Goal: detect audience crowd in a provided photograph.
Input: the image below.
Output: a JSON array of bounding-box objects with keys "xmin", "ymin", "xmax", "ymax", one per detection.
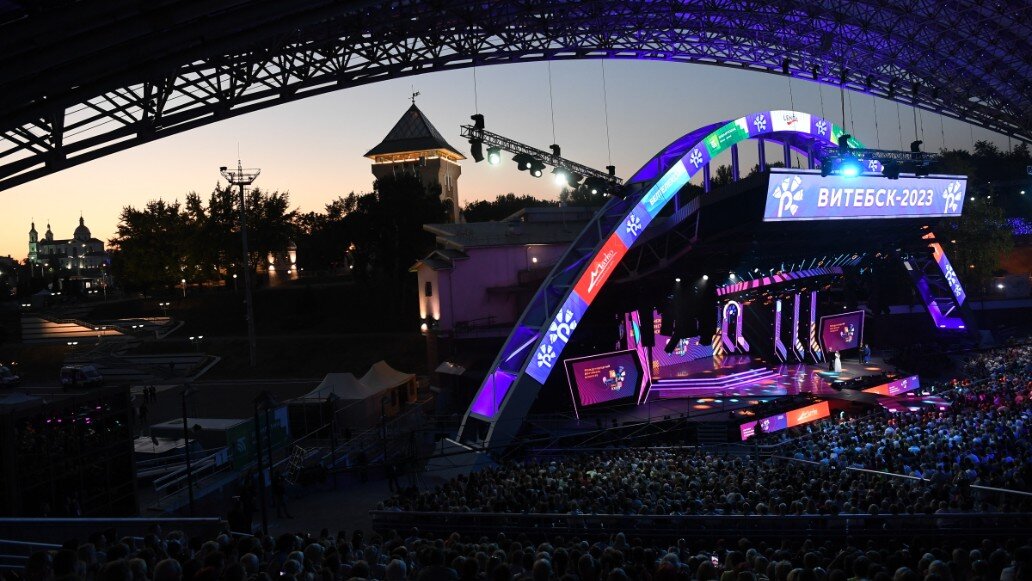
[
  {"xmin": 17, "ymin": 525, "xmax": 1032, "ymax": 581},
  {"xmin": 382, "ymin": 344, "xmax": 1031, "ymax": 517},
  {"xmin": 15, "ymin": 343, "xmax": 1032, "ymax": 580}
]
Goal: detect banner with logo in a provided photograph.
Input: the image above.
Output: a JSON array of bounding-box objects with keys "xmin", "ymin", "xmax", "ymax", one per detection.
[
  {"xmin": 862, "ymin": 375, "xmax": 921, "ymax": 397},
  {"xmin": 930, "ymin": 241, "xmax": 967, "ymax": 305},
  {"xmin": 564, "ymin": 350, "xmax": 643, "ymax": 414},
  {"xmin": 820, "ymin": 310, "xmax": 864, "ymax": 353},
  {"xmin": 763, "ymin": 169, "xmax": 967, "ymax": 222},
  {"xmin": 739, "ymin": 401, "xmax": 830, "ymax": 440}
]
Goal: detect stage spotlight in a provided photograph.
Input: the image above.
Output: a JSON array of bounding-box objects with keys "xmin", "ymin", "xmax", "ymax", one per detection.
[
  {"xmin": 567, "ymin": 171, "xmax": 583, "ymax": 187},
  {"xmin": 471, "ymin": 114, "xmax": 485, "ymax": 130},
  {"xmin": 881, "ymin": 160, "xmax": 901, "ymax": 180},
  {"xmin": 820, "ymin": 158, "xmax": 834, "ymax": 177},
  {"xmin": 838, "ymin": 156, "xmax": 863, "ymax": 177},
  {"xmin": 487, "ymin": 146, "xmax": 502, "ymax": 165},
  {"xmin": 584, "ymin": 176, "xmax": 606, "ymax": 195},
  {"xmin": 469, "ymin": 139, "xmax": 484, "ymax": 162},
  {"xmin": 702, "ymin": 274, "xmax": 709, "ymax": 281},
  {"xmin": 552, "ymin": 167, "xmax": 568, "ymax": 185},
  {"xmin": 512, "ymin": 153, "xmax": 533, "ymax": 171},
  {"xmin": 675, "ymin": 277, "xmax": 682, "ymax": 283},
  {"xmin": 529, "ymin": 159, "xmax": 546, "ymax": 177}
]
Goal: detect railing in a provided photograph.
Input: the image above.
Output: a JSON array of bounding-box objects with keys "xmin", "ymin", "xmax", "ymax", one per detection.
[
  {"xmin": 371, "ymin": 510, "xmax": 1032, "ymax": 541},
  {"xmin": 0, "ymin": 518, "xmax": 223, "ymax": 548},
  {"xmin": 153, "ymin": 449, "xmax": 233, "ymax": 507},
  {"xmin": 770, "ymin": 455, "xmax": 1032, "ymax": 501}
]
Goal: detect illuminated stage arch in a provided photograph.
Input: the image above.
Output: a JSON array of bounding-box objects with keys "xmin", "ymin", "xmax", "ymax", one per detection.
[{"xmin": 457, "ymin": 110, "xmax": 867, "ymax": 452}]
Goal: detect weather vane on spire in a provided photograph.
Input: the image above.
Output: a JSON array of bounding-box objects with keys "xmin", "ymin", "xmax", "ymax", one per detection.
[{"xmin": 410, "ymin": 87, "xmax": 420, "ymax": 105}]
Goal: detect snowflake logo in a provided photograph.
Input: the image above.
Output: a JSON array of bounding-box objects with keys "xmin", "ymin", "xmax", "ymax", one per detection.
[
  {"xmin": 625, "ymin": 214, "xmax": 643, "ymax": 237},
  {"xmin": 867, "ymin": 160, "xmax": 880, "ymax": 172},
  {"xmin": 688, "ymin": 149, "xmax": 704, "ymax": 168},
  {"xmin": 753, "ymin": 114, "xmax": 768, "ymax": 132},
  {"xmin": 943, "ymin": 181, "xmax": 962, "ymax": 213},
  {"xmin": 772, "ymin": 175, "xmax": 804, "ymax": 218},
  {"xmin": 815, "ymin": 120, "xmax": 828, "ymax": 136},
  {"xmin": 548, "ymin": 308, "xmax": 578, "ymax": 344},
  {"xmin": 536, "ymin": 344, "xmax": 557, "ymax": 368}
]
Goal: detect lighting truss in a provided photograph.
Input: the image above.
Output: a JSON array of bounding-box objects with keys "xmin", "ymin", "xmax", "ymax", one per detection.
[
  {"xmin": 460, "ymin": 124, "xmax": 623, "ymax": 190},
  {"xmin": 813, "ymin": 143, "xmax": 941, "ymax": 165}
]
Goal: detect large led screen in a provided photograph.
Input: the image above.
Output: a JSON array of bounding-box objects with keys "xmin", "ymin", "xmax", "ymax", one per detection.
[
  {"xmin": 763, "ymin": 169, "xmax": 967, "ymax": 222},
  {"xmin": 564, "ymin": 350, "xmax": 643, "ymax": 414},
  {"xmin": 820, "ymin": 311, "xmax": 865, "ymax": 354}
]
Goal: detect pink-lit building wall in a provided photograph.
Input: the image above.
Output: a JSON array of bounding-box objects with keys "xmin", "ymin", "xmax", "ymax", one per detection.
[{"xmin": 416, "ymin": 243, "xmax": 568, "ymax": 333}]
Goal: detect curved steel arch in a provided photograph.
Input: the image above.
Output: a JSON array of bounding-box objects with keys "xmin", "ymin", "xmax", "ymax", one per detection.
[
  {"xmin": 0, "ymin": 0, "xmax": 1029, "ymax": 190},
  {"xmin": 457, "ymin": 109, "xmax": 863, "ymax": 451}
]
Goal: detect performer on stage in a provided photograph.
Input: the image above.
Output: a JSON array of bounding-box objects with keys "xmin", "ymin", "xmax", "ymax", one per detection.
[
  {"xmin": 861, "ymin": 343, "xmax": 871, "ymax": 365},
  {"xmin": 833, "ymin": 351, "xmax": 842, "ymax": 373}
]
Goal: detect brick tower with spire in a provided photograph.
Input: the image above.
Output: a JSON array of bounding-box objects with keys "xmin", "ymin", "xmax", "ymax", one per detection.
[{"xmin": 365, "ymin": 100, "xmax": 464, "ymax": 222}]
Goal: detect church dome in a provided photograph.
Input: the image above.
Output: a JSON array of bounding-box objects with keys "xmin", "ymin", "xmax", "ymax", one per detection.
[{"xmin": 74, "ymin": 216, "xmax": 91, "ymax": 241}]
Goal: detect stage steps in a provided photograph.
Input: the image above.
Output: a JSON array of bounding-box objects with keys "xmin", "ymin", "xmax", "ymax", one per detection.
[{"xmin": 650, "ymin": 367, "xmax": 777, "ymax": 397}]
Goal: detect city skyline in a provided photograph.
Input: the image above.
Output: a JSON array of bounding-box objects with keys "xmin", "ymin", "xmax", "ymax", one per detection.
[{"xmin": 0, "ymin": 59, "xmax": 1013, "ymax": 261}]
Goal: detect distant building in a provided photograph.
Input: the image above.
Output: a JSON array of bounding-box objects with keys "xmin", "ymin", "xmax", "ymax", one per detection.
[
  {"xmin": 29, "ymin": 217, "xmax": 111, "ymax": 292},
  {"xmin": 365, "ymin": 103, "xmax": 464, "ymax": 222},
  {"xmin": 31, "ymin": 217, "xmax": 109, "ymax": 272}
]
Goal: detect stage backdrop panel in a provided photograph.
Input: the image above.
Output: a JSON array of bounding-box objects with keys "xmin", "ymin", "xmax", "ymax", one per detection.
[
  {"xmin": 564, "ymin": 350, "xmax": 643, "ymax": 414},
  {"xmin": 820, "ymin": 310, "xmax": 865, "ymax": 353}
]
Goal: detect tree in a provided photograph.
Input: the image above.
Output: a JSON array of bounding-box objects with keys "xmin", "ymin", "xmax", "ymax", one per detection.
[
  {"xmin": 936, "ymin": 200, "xmax": 1013, "ymax": 291},
  {"xmin": 109, "ymin": 186, "xmax": 296, "ymax": 291},
  {"xmin": 558, "ymin": 185, "xmax": 607, "ymax": 207},
  {"xmin": 711, "ymin": 164, "xmax": 734, "ymax": 188},
  {"xmin": 463, "ymin": 193, "xmax": 560, "ymax": 222},
  {"xmin": 109, "ymin": 200, "xmax": 189, "ymax": 292}
]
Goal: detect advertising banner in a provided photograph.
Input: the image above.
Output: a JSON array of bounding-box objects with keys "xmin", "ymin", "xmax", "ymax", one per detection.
[
  {"xmin": 862, "ymin": 375, "xmax": 921, "ymax": 397},
  {"xmin": 786, "ymin": 401, "xmax": 831, "ymax": 427},
  {"xmin": 227, "ymin": 405, "xmax": 290, "ymax": 469},
  {"xmin": 564, "ymin": 350, "xmax": 643, "ymax": 412},
  {"xmin": 820, "ymin": 310, "xmax": 864, "ymax": 353},
  {"xmin": 739, "ymin": 401, "xmax": 830, "ymax": 441},
  {"xmin": 930, "ymin": 242, "xmax": 967, "ymax": 305},
  {"xmin": 763, "ymin": 169, "xmax": 967, "ymax": 222}
]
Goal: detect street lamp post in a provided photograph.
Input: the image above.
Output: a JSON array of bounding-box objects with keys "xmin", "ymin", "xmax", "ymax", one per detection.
[
  {"xmin": 220, "ymin": 161, "xmax": 261, "ymax": 368},
  {"xmin": 252, "ymin": 403, "xmax": 269, "ymax": 535},
  {"xmin": 181, "ymin": 384, "xmax": 198, "ymax": 515}
]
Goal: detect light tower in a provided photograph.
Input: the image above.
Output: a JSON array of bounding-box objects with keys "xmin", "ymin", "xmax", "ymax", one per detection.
[{"xmin": 220, "ymin": 160, "xmax": 261, "ymax": 368}]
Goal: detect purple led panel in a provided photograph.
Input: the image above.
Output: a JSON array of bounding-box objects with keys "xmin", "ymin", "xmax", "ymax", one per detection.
[{"xmin": 764, "ymin": 170, "xmax": 967, "ymax": 222}]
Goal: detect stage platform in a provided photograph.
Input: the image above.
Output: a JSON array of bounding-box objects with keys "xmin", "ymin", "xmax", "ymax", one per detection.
[
  {"xmin": 556, "ymin": 355, "xmax": 899, "ymax": 427},
  {"xmin": 647, "ymin": 354, "xmax": 891, "ymax": 400}
]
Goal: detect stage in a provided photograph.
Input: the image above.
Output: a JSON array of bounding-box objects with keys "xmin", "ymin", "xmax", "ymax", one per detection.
[
  {"xmin": 550, "ymin": 353, "xmax": 931, "ymax": 432},
  {"xmin": 647, "ymin": 354, "xmax": 892, "ymax": 400}
]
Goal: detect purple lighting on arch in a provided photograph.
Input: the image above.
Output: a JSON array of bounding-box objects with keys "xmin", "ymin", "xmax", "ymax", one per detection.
[{"xmin": 470, "ymin": 370, "xmax": 516, "ymax": 418}]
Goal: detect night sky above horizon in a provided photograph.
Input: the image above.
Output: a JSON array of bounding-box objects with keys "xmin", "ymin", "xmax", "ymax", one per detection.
[{"xmin": 0, "ymin": 59, "xmax": 1012, "ymax": 261}]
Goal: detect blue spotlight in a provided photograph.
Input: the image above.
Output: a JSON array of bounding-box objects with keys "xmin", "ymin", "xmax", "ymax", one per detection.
[{"xmin": 838, "ymin": 156, "xmax": 863, "ymax": 177}]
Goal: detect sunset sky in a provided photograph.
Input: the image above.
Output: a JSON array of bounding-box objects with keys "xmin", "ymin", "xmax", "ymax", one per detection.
[{"xmin": 0, "ymin": 59, "xmax": 1009, "ymax": 260}]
